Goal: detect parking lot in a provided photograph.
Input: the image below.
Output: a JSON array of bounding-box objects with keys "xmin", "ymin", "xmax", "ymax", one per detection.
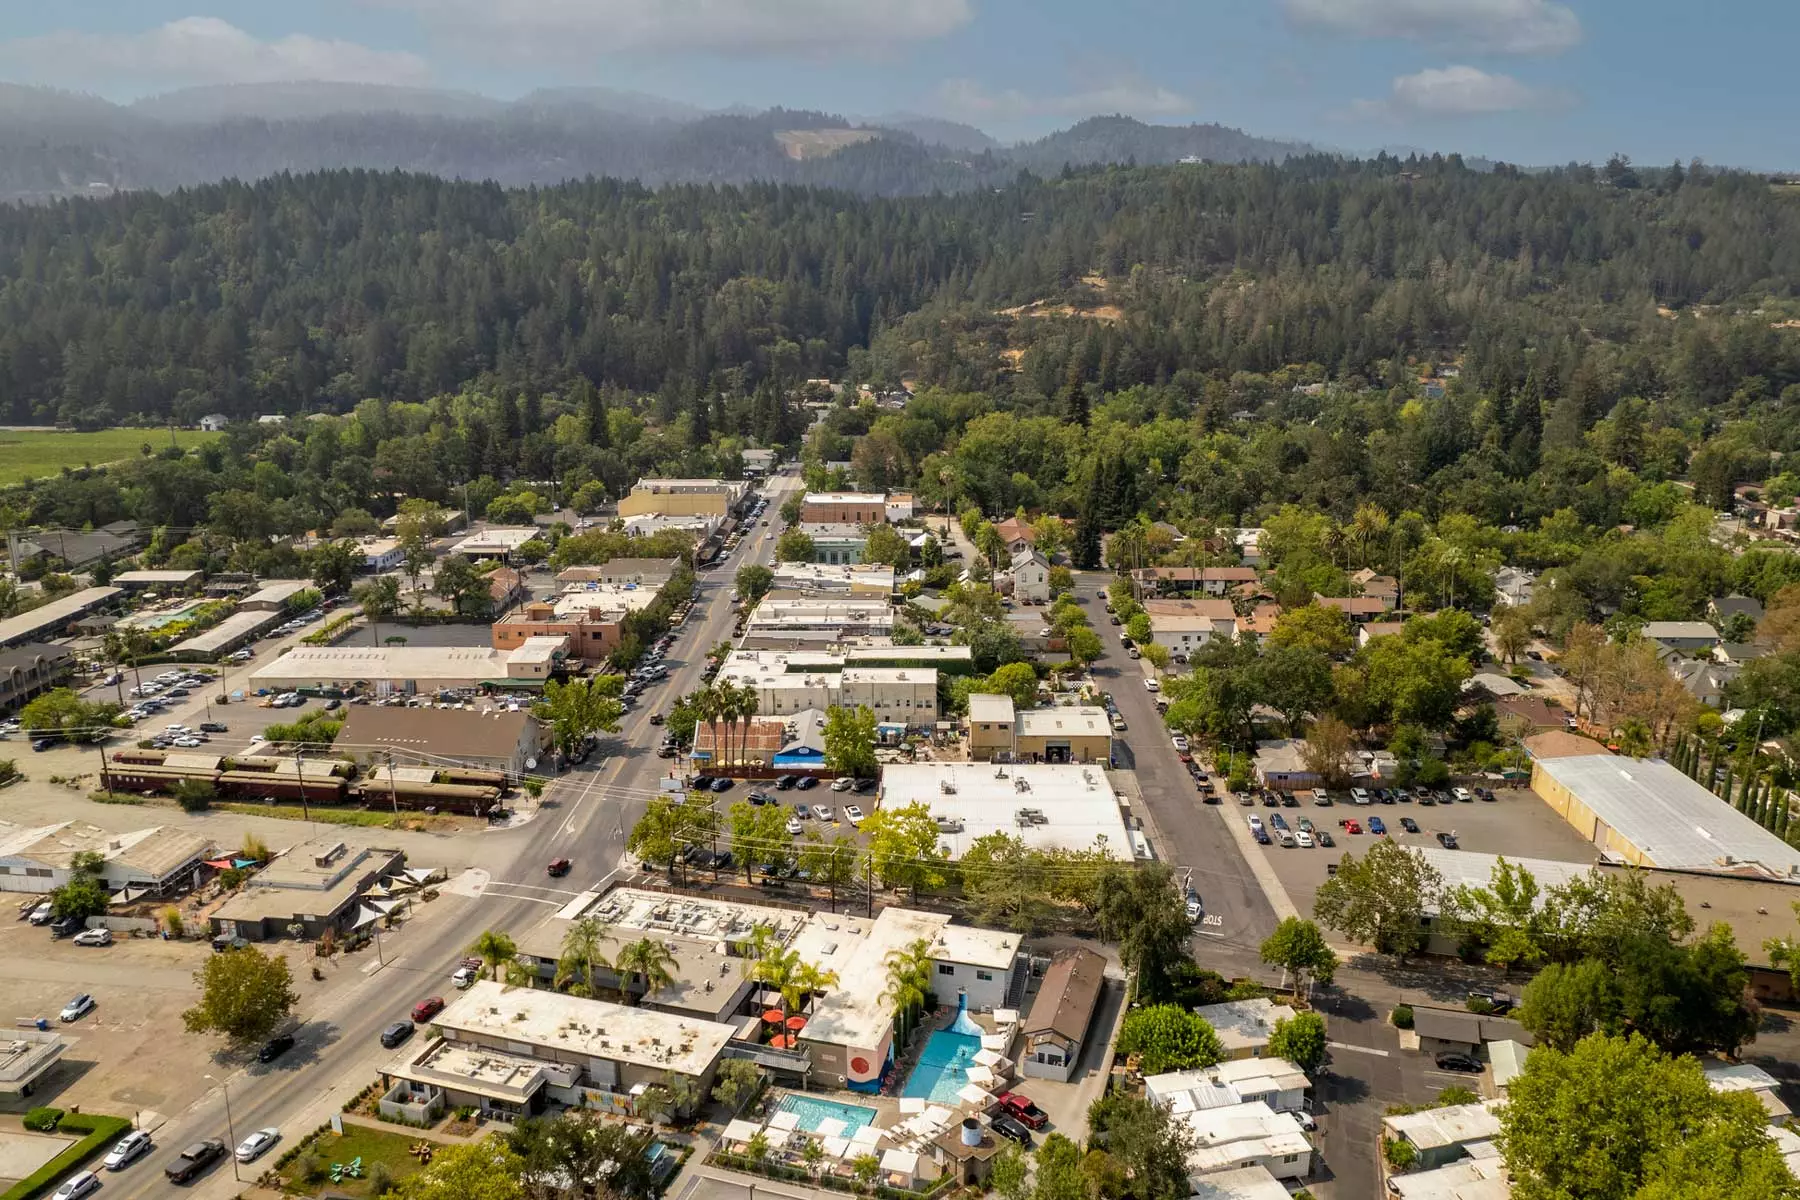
[{"xmin": 1241, "ymin": 784, "xmax": 1600, "ymax": 917}]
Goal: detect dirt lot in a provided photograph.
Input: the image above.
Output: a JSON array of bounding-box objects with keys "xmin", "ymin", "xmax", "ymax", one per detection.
[
  {"xmin": 1253, "ymin": 786, "xmax": 1600, "ymax": 917},
  {"xmin": 0, "ymin": 917, "xmax": 371, "ymax": 1124}
]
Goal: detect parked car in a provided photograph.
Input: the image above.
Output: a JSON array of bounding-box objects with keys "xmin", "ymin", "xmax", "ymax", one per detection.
[
  {"xmin": 1435, "ymin": 1053, "xmax": 1482, "ymax": 1073},
  {"xmin": 59, "ymin": 994, "xmax": 95, "ymax": 1022},
  {"xmin": 1351, "ymin": 788, "xmax": 1371, "ymax": 805},
  {"xmin": 844, "ymin": 805, "xmax": 865, "ymax": 825},
  {"xmin": 1317, "ymin": 830, "xmax": 1335, "ymax": 847},
  {"xmin": 1295, "ymin": 830, "xmax": 1314, "ymax": 847},
  {"xmin": 1246, "ymin": 814, "xmax": 1263, "ymax": 832},
  {"xmin": 103, "ymin": 1130, "xmax": 153, "ymax": 1171},
  {"xmin": 256, "ymin": 1033, "xmax": 295, "ymax": 1063},
  {"xmin": 1436, "ymin": 831, "xmax": 1460, "ymax": 849},
  {"xmin": 451, "ymin": 965, "xmax": 478, "ymax": 990},
  {"xmin": 380, "ymin": 1021, "xmax": 414, "ymax": 1048},
  {"xmin": 411, "ymin": 996, "xmax": 445, "ymax": 1023},
  {"xmin": 1269, "ymin": 813, "xmax": 1288, "ymax": 831},
  {"xmin": 1143, "ymin": 678, "xmax": 1159, "ymax": 692},
  {"xmin": 831, "ymin": 777, "xmax": 855, "ymax": 791},
  {"xmin": 1453, "ymin": 787, "xmax": 1474, "ymax": 802},
  {"xmin": 1342, "ymin": 819, "xmax": 1362, "ymax": 835},
  {"xmin": 996, "ymin": 1092, "xmax": 1049, "ymax": 1129},
  {"xmin": 199, "ymin": 722, "xmax": 228, "ymax": 733},
  {"xmin": 72, "ymin": 927, "xmax": 112, "ymax": 947},
  {"xmin": 27, "ymin": 901, "xmax": 53, "ymax": 925},
  {"xmin": 794, "ymin": 775, "xmax": 819, "ymax": 790},
  {"xmin": 52, "ymin": 1171, "xmax": 100, "ymax": 1200},
  {"xmin": 785, "ymin": 818, "xmax": 803, "ymax": 835},
  {"xmin": 813, "ymin": 805, "xmax": 835, "ymax": 822},
  {"xmin": 547, "ymin": 857, "xmax": 572, "ymax": 877},
  {"xmin": 1399, "ymin": 817, "xmax": 1420, "ymax": 833},
  {"xmin": 1369, "ymin": 816, "xmax": 1386, "ymax": 835},
  {"xmin": 235, "ymin": 1128, "xmax": 281, "ymax": 1163},
  {"xmin": 775, "ymin": 775, "xmax": 798, "ymax": 790},
  {"xmin": 991, "ymin": 1115, "xmax": 1034, "ymax": 1147},
  {"xmin": 164, "ymin": 1139, "xmax": 227, "ymax": 1184},
  {"xmin": 708, "ymin": 777, "xmax": 734, "ymax": 793},
  {"xmin": 748, "ymin": 790, "xmax": 773, "ymax": 806}
]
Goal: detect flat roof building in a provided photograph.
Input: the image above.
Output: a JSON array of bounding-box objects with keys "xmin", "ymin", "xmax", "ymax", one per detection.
[
  {"xmin": 744, "ymin": 596, "xmax": 894, "ymax": 643},
  {"xmin": 166, "ymin": 607, "xmax": 286, "ymax": 661},
  {"xmin": 0, "ymin": 587, "xmax": 123, "ymax": 648},
  {"xmin": 1187, "ymin": 1165, "xmax": 1293, "ymax": 1200},
  {"xmin": 878, "ymin": 762, "xmax": 1134, "ymax": 861},
  {"xmin": 1194, "ymin": 999, "xmax": 1300, "ymax": 1060},
  {"xmin": 450, "ymin": 527, "xmax": 541, "ymax": 558},
  {"xmin": 250, "ymin": 643, "xmax": 562, "ymax": 692},
  {"xmin": 1387, "ymin": 1156, "xmax": 1511, "ymax": 1200},
  {"xmin": 241, "ymin": 579, "xmax": 313, "ymax": 611},
  {"xmin": 801, "ymin": 493, "xmax": 890, "ymax": 525},
  {"xmin": 1532, "ymin": 752, "xmax": 1800, "ymax": 877},
  {"xmin": 1175, "ymin": 1101, "xmax": 1313, "ymax": 1181},
  {"xmin": 1146, "ymin": 1059, "xmax": 1311, "ymax": 1118},
  {"xmin": 211, "ymin": 838, "xmax": 405, "ymax": 942},
  {"xmin": 617, "ymin": 478, "xmax": 747, "ymax": 519},
  {"xmin": 715, "ymin": 649, "xmax": 938, "ymax": 727},
  {"xmin": 113, "ymin": 569, "xmax": 204, "ymax": 591},
  {"xmin": 771, "ymin": 562, "xmax": 896, "ymax": 595},
  {"xmin": 555, "ymin": 558, "xmax": 684, "ymax": 588},
  {"xmin": 0, "ymin": 1028, "xmax": 71, "ymax": 1100},
  {"xmin": 0, "ymin": 820, "xmax": 211, "ymax": 898},
  {"xmin": 1382, "ymin": 1101, "xmax": 1504, "ymax": 1172}
]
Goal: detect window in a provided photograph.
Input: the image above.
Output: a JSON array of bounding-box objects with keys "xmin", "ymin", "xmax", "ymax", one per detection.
[
  {"xmin": 976, "ymin": 970, "xmax": 993, "ymax": 981},
  {"xmin": 937, "ymin": 964, "xmax": 954, "ymax": 976},
  {"xmin": 1282, "ymin": 1155, "xmax": 1299, "ymax": 1164}
]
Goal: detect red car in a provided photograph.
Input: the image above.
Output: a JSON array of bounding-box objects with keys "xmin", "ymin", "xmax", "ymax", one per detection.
[
  {"xmin": 411, "ymin": 996, "xmax": 445, "ymax": 1023},
  {"xmin": 995, "ymin": 1092, "xmax": 1049, "ymax": 1129},
  {"xmin": 1343, "ymin": 819, "xmax": 1363, "ymax": 835},
  {"xmin": 547, "ymin": 858, "xmax": 572, "ymax": 877}
]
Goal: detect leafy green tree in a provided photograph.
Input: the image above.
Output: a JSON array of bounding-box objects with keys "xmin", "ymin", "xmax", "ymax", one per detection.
[
  {"xmin": 775, "ymin": 529, "xmax": 816, "ymax": 562},
  {"xmin": 1125, "ymin": 612, "xmax": 1152, "ymax": 644},
  {"xmin": 1259, "ymin": 917, "xmax": 1339, "ymax": 996},
  {"xmin": 710, "ymin": 1059, "xmax": 764, "ymax": 1112},
  {"xmin": 861, "ymin": 801, "xmax": 949, "ymax": 896},
  {"xmin": 957, "ymin": 833, "xmax": 1054, "ymax": 933},
  {"xmin": 1116, "ymin": 1005, "xmax": 1225, "ymax": 1074},
  {"xmin": 1313, "ymin": 838, "xmax": 1442, "ymax": 958},
  {"xmin": 49, "ymin": 851, "xmax": 110, "ymax": 920},
  {"xmin": 728, "ymin": 800, "xmax": 794, "ymax": 881},
  {"xmin": 1267, "ymin": 1011, "xmax": 1328, "ymax": 1073},
  {"xmin": 393, "ymin": 1139, "xmax": 525, "ymax": 1200},
  {"xmin": 432, "ymin": 552, "xmax": 492, "ymax": 618},
  {"xmin": 20, "ymin": 689, "xmax": 122, "ymax": 743},
  {"xmin": 734, "ymin": 564, "xmax": 774, "ymax": 603},
  {"xmin": 1083, "ymin": 1093, "xmax": 1196, "ymax": 1200},
  {"xmin": 612, "ymin": 937, "xmax": 678, "ymax": 1005},
  {"xmin": 533, "ymin": 676, "xmax": 624, "ymax": 756},
  {"xmin": 1268, "ymin": 604, "xmax": 1354, "ymax": 655},
  {"xmin": 1094, "ymin": 863, "xmax": 1195, "ymax": 1003},
  {"xmin": 182, "ymin": 947, "xmax": 299, "ymax": 1045},
  {"xmin": 978, "ymin": 661, "xmax": 1041, "ymax": 709},
  {"xmin": 1066, "ymin": 626, "xmax": 1104, "ymax": 666},
  {"xmin": 822, "ymin": 704, "xmax": 878, "ymax": 776},
  {"xmin": 627, "ymin": 794, "xmax": 718, "ymax": 870},
  {"xmin": 1517, "ymin": 959, "xmax": 1621, "ymax": 1052},
  {"xmin": 1499, "ymin": 1033, "xmax": 1797, "ymax": 1200},
  {"xmin": 862, "ymin": 523, "xmax": 912, "ymax": 569},
  {"xmin": 1031, "ymin": 1133, "xmax": 1088, "ymax": 1200}
]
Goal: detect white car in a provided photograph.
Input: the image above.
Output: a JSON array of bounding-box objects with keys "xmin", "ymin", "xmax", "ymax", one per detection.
[
  {"xmin": 831, "ymin": 777, "xmax": 854, "ymax": 791},
  {"xmin": 1143, "ymin": 678, "xmax": 1159, "ymax": 692},
  {"xmin": 60, "ymin": 993, "xmax": 95, "ymax": 1022},
  {"xmin": 73, "ymin": 927, "xmax": 112, "ymax": 947},
  {"xmin": 785, "ymin": 817, "xmax": 803, "ymax": 835},
  {"xmin": 1171, "ymin": 734, "xmax": 1190, "ymax": 752},
  {"xmin": 236, "ymin": 1128, "xmax": 281, "ymax": 1163},
  {"xmin": 451, "ymin": 965, "xmax": 478, "ymax": 989},
  {"xmin": 51, "ymin": 1170, "xmax": 100, "ymax": 1200},
  {"xmin": 813, "ymin": 805, "xmax": 834, "ymax": 822},
  {"xmin": 1452, "ymin": 787, "xmax": 1474, "ymax": 802},
  {"xmin": 1247, "ymin": 815, "xmax": 1264, "ymax": 831},
  {"xmin": 104, "ymin": 1130, "xmax": 152, "ymax": 1170},
  {"xmin": 844, "ymin": 805, "xmax": 865, "ymax": 826},
  {"xmin": 1294, "ymin": 830, "xmax": 1315, "ymax": 848},
  {"xmin": 28, "ymin": 901, "xmax": 53, "ymax": 925},
  {"xmin": 1351, "ymin": 788, "xmax": 1372, "ymax": 805},
  {"xmin": 248, "ymin": 734, "xmax": 266, "ymax": 745}
]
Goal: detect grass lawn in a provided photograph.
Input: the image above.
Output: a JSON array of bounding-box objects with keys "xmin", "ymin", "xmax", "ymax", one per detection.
[
  {"xmin": 216, "ymin": 803, "xmax": 473, "ymax": 832},
  {"xmin": 280, "ymin": 1123, "xmax": 430, "ymax": 1198},
  {"xmin": 0, "ymin": 428, "xmax": 218, "ymax": 486}
]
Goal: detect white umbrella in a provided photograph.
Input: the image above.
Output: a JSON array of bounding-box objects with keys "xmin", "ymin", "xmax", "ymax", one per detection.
[
  {"xmin": 965, "ymin": 1065, "xmax": 996, "ymax": 1087},
  {"xmin": 972, "ymin": 1048, "xmax": 1004, "ymax": 1067},
  {"xmin": 724, "ymin": 1119, "xmax": 761, "ymax": 1143},
  {"xmin": 815, "ymin": 1116, "xmax": 848, "ymax": 1138},
  {"xmin": 851, "ymin": 1125, "xmax": 885, "ymax": 1148},
  {"xmin": 898, "ymin": 1097, "xmax": 926, "ymax": 1114},
  {"xmin": 958, "ymin": 1083, "xmax": 995, "ymax": 1108},
  {"xmin": 881, "ymin": 1148, "xmax": 919, "ymax": 1178},
  {"xmin": 980, "ymin": 1033, "xmax": 1011, "ymax": 1051},
  {"xmin": 821, "ymin": 1135, "xmax": 851, "ymax": 1159},
  {"xmin": 769, "ymin": 1110, "xmax": 801, "ymax": 1132}
]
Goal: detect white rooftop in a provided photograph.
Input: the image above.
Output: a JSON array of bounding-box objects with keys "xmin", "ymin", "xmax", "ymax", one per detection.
[
  {"xmin": 1174, "ymin": 1101, "xmax": 1310, "ymax": 1170},
  {"xmin": 1410, "ymin": 849, "xmax": 1596, "ymax": 917},
  {"xmin": 552, "ymin": 583, "xmax": 660, "ymax": 618},
  {"xmin": 804, "ymin": 492, "xmax": 888, "ymax": 504},
  {"xmin": 1186, "ymin": 1165, "xmax": 1291, "ymax": 1200},
  {"xmin": 879, "ymin": 762, "xmax": 1133, "ymax": 861},
  {"xmin": 1535, "ymin": 754, "xmax": 1800, "ymax": 876},
  {"xmin": 1193, "ymin": 999, "xmax": 1299, "ymax": 1054},
  {"xmin": 245, "ymin": 579, "xmax": 311, "ymax": 605},
  {"xmin": 435, "ymin": 980, "xmax": 734, "ymax": 1077},
  {"xmin": 1387, "ymin": 1157, "xmax": 1511, "ymax": 1200},
  {"xmin": 1015, "ymin": 706, "xmax": 1111, "ymax": 739},
  {"xmin": 967, "ymin": 693, "xmax": 1015, "ymax": 723},
  {"xmin": 1147, "ymin": 1059, "xmax": 1311, "ymax": 1111},
  {"xmin": 251, "ymin": 644, "xmax": 519, "ymax": 684},
  {"xmin": 452, "ymin": 527, "xmax": 540, "ymax": 553},
  {"xmin": 1384, "ymin": 1101, "xmax": 1504, "ymax": 1152}
]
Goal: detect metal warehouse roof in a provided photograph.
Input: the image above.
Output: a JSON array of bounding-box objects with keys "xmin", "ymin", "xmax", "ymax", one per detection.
[{"xmin": 1538, "ymin": 755, "xmax": 1800, "ymax": 877}]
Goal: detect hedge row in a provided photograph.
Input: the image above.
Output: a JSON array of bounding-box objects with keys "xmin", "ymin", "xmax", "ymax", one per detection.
[{"xmin": 0, "ymin": 1114, "xmax": 134, "ymax": 1200}]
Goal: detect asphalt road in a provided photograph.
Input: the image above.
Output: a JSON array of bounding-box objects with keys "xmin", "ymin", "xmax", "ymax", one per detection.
[
  {"xmin": 98, "ymin": 473, "xmax": 798, "ymax": 1199},
  {"xmin": 1070, "ymin": 572, "xmax": 1279, "ymax": 952}
]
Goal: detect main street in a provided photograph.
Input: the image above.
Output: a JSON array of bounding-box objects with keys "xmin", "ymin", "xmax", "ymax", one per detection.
[{"xmin": 101, "ymin": 472, "xmax": 797, "ymax": 1199}]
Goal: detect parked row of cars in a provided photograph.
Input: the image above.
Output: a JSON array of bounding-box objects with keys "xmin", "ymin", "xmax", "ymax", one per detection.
[{"xmin": 61, "ymin": 1120, "xmax": 280, "ymax": 1195}]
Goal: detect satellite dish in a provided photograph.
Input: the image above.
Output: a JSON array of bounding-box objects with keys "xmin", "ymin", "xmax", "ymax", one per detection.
[{"xmin": 525, "ymin": 757, "xmax": 538, "ymax": 770}]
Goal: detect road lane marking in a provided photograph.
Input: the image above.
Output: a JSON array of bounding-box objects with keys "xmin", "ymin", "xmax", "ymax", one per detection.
[{"xmin": 1328, "ymin": 1042, "xmax": 1391, "ymax": 1057}]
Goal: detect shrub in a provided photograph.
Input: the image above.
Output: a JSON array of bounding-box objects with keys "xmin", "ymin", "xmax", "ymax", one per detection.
[
  {"xmin": 4, "ymin": 1114, "xmax": 131, "ymax": 1200},
  {"xmin": 1392, "ymin": 1004, "xmax": 1414, "ymax": 1029},
  {"xmin": 366, "ymin": 1162, "xmax": 395, "ymax": 1195},
  {"xmin": 163, "ymin": 906, "xmax": 183, "ymax": 937},
  {"xmin": 1383, "ymin": 1137, "xmax": 1418, "ymax": 1171},
  {"xmin": 1465, "ymin": 995, "xmax": 1493, "ymax": 1014},
  {"xmin": 22, "ymin": 1107, "xmax": 63, "ymax": 1132}
]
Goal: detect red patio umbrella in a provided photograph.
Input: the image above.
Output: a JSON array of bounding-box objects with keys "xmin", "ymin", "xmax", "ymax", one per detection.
[
  {"xmin": 762, "ymin": 1009, "xmax": 786, "ymax": 1025},
  {"xmin": 785, "ymin": 1014, "xmax": 808, "ymax": 1033}
]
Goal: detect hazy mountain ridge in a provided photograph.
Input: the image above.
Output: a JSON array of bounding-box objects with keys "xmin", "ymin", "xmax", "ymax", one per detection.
[{"xmin": 0, "ymin": 81, "xmax": 1311, "ymax": 202}]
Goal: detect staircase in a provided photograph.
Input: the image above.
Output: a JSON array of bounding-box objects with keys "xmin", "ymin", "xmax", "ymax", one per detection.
[{"xmin": 1003, "ymin": 954, "xmax": 1030, "ymax": 1010}]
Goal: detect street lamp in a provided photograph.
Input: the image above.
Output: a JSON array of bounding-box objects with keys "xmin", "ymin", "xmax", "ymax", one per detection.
[{"xmin": 203, "ymin": 1073, "xmax": 241, "ymax": 1181}]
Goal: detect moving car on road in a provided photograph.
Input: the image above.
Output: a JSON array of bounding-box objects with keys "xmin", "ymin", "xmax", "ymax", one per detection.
[
  {"xmin": 104, "ymin": 1131, "xmax": 153, "ymax": 1171},
  {"xmin": 164, "ymin": 1139, "xmax": 227, "ymax": 1184},
  {"xmin": 235, "ymin": 1128, "xmax": 281, "ymax": 1163}
]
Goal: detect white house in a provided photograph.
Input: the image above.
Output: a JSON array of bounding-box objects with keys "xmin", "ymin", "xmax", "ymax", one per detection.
[
  {"xmin": 198, "ymin": 413, "xmax": 231, "ymax": 432},
  {"xmin": 1008, "ymin": 549, "xmax": 1052, "ymax": 604},
  {"xmin": 1146, "ymin": 1059, "xmax": 1311, "ymax": 1117},
  {"xmin": 1194, "ymin": 999, "xmax": 1300, "ymax": 1060},
  {"xmin": 1175, "ymin": 1102, "xmax": 1312, "ymax": 1182}
]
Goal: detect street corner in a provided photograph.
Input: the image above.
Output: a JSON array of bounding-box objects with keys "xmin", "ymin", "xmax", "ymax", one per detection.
[{"xmin": 440, "ymin": 867, "xmax": 491, "ymax": 898}]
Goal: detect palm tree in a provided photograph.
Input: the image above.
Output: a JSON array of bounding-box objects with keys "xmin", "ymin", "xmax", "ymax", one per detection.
[
  {"xmin": 556, "ymin": 915, "xmax": 612, "ymax": 995},
  {"xmin": 469, "ymin": 929, "xmax": 518, "ymax": 982},
  {"xmin": 612, "ymin": 937, "xmax": 678, "ymax": 1005},
  {"xmin": 1350, "ymin": 502, "xmax": 1390, "ymax": 569},
  {"xmin": 353, "ymin": 575, "xmax": 402, "ymax": 646},
  {"xmin": 788, "ymin": 961, "xmax": 840, "ymax": 1022},
  {"xmin": 693, "ymin": 685, "xmax": 723, "ymax": 775},
  {"xmin": 880, "ymin": 937, "xmax": 935, "ymax": 1041}
]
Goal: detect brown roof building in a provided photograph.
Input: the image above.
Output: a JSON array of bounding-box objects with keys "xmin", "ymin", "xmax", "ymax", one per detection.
[
  {"xmin": 1494, "ymin": 695, "xmax": 1567, "ymax": 731},
  {"xmin": 336, "ymin": 706, "xmax": 547, "ymax": 776},
  {"xmin": 1522, "ymin": 730, "xmax": 1612, "ymax": 760},
  {"xmin": 1021, "ymin": 947, "xmax": 1106, "ymax": 1082}
]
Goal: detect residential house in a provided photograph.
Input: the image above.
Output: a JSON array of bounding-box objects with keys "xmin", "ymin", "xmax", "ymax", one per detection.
[
  {"xmin": 1314, "ymin": 596, "xmax": 1389, "ymax": 624},
  {"xmin": 256, "ymin": 414, "xmax": 288, "ymax": 426},
  {"xmin": 1007, "ymin": 548, "xmax": 1052, "ymax": 604},
  {"xmin": 1144, "ymin": 598, "xmax": 1238, "ymax": 654},
  {"xmin": 1381, "ymin": 1101, "xmax": 1504, "ymax": 1172},
  {"xmin": 1642, "ymin": 621, "xmax": 1722, "ymax": 652},
  {"xmin": 1492, "ymin": 694, "xmax": 1569, "ymax": 731},
  {"xmin": 198, "ymin": 413, "xmax": 231, "ymax": 432},
  {"xmin": 487, "ymin": 567, "xmax": 528, "ymax": 613},
  {"xmin": 1194, "ymin": 999, "xmax": 1300, "ymax": 1060},
  {"xmin": 0, "ymin": 643, "xmax": 75, "ymax": 714},
  {"xmin": 1234, "ymin": 529, "xmax": 1265, "ymax": 569},
  {"xmin": 992, "ymin": 517, "xmax": 1035, "ymax": 555},
  {"xmin": 1410, "ymin": 1006, "xmax": 1533, "ymax": 1059},
  {"xmin": 1132, "ymin": 567, "xmax": 1259, "ymax": 597},
  {"xmin": 1356, "ymin": 621, "xmax": 1406, "ymax": 648},
  {"xmin": 1709, "ymin": 594, "xmax": 1765, "ymax": 627},
  {"xmin": 1020, "ymin": 948, "xmax": 1106, "ymax": 1081},
  {"xmin": 1494, "ymin": 567, "xmax": 1535, "ymax": 608},
  {"xmin": 1665, "ymin": 653, "xmax": 1738, "ymax": 708},
  {"xmin": 1174, "ymin": 1101, "xmax": 1312, "ymax": 1182},
  {"xmin": 1236, "ymin": 603, "xmax": 1282, "ymax": 643}
]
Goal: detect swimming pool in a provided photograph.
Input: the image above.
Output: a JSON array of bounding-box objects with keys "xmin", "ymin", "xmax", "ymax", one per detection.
[
  {"xmin": 774, "ymin": 1093, "xmax": 878, "ymax": 1134},
  {"xmin": 901, "ymin": 1029, "xmax": 982, "ymax": 1104}
]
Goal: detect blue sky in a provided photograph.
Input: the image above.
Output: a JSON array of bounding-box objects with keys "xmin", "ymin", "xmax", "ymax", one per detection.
[{"xmin": 0, "ymin": 1, "xmax": 1793, "ymax": 167}]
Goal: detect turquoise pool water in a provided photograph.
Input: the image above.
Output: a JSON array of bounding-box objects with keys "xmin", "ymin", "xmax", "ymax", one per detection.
[
  {"xmin": 775, "ymin": 1093, "xmax": 878, "ymax": 1133},
  {"xmin": 901, "ymin": 1029, "xmax": 982, "ymax": 1104}
]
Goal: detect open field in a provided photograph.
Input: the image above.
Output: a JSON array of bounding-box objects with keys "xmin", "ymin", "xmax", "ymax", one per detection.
[{"xmin": 0, "ymin": 428, "xmax": 219, "ymax": 485}]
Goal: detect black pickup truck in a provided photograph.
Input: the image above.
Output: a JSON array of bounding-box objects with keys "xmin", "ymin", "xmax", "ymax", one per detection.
[{"xmin": 165, "ymin": 1138, "xmax": 226, "ymax": 1184}]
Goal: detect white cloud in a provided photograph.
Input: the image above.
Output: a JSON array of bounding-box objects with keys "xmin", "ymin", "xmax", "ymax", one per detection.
[
  {"xmin": 1350, "ymin": 64, "xmax": 1565, "ymax": 118},
  {"xmin": 935, "ymin": 72, "xmax": 1192, "ymax": 123},
  {"xmin": 377, "ymin": 0, "xmax": 973, "ymax": 57},
  {"xmin": 1283, "ymin": 0, "xmax": 1582, "ymax": 55},
  {"xmin": 0, "ymin": 17, "xmax": 430, "ymax": 89}
]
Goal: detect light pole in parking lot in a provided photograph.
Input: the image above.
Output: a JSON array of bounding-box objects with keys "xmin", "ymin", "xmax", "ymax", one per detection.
[{"xmin": 203, "ymin": 1073, "xmax": 241, "ymax": 1180}]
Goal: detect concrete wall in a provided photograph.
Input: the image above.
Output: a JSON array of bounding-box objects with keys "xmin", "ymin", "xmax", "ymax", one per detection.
[
  {"xmin": 1020, "ymin": 1032, "xmax": 1079, "ymax": 1082},
  {"xmin": 934, "ymin": 958, "xmax": 1010, "ymax": 1012},
  {"xmin": 1529, "ymin": 762, "xmax": 1650, "ymax": 866}
]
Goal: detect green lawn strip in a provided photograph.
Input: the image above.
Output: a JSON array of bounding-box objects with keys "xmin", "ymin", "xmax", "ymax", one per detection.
[
  {"xmin": 279, "ymin": 1123, "xmax": 429, "ymax": 1197},
  {"xmin": 0, "ymin": 1114, "xmax": 133, "ymax": 1200},
  {"xmin": 0, "ymin": 429, "xmax": 218, "ymax": 486},
  {"xmin": 215, "ymin": 802, "xmax": 399, "ymax": 827}
]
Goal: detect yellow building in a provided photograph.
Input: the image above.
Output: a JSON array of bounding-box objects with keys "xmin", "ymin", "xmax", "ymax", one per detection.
[
  {"xmin": 964, "ymin": 696, "xmax": 1113, "ymax": 764},
  {"xmin": 616, "ymin": 478, "xmax": 747, "ymax": 519},
  {"xmin": 967, "ymin": 693, "xmax": 1016, "ymax": 759}
]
